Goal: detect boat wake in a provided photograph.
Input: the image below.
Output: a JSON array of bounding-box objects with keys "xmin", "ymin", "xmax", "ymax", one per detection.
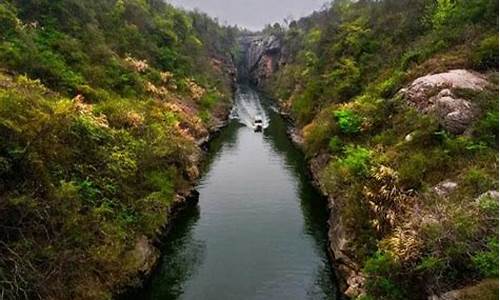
[{"xmin": 230, "ymin": 86, "xmax": 270, "ymax": 130}]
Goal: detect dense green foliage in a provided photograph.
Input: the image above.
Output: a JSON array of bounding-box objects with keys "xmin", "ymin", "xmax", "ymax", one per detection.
[
  {"xmin": 265, "ymin": 0, "xmax": 499, "ymax": 298},
  {"xmin": 0, "ymin": 1, "xmax": 237, "ymax": 299}
]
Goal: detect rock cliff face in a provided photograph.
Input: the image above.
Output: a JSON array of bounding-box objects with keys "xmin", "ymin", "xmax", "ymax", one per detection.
[
  {"xmin": 238, "ymin": 34, "xmax": 283, "ymax": 87},
  {"xmin": 309, "ymin": 154, "xmax": 364, "ymax": 299}
]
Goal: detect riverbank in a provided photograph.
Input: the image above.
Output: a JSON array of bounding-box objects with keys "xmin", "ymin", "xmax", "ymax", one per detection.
[
  {"xmin": 0, "ymin": 69, "xmax": 236, "ymax": 300},
  {"xmin": 115, "ymin": 104, "xmax": 233, "ymax": 298},
  {"xmin": 125, "ymin": 85, "xmax": 339, "ymax": 299},
  {"xmin": 268, "ymin": 76, "xmax": 498, "ymax": 298},
  {"xmin": 0, "ymin": 2, "xmax": 241, "ymax": 298},
  {"xmin": 270, "ymin": 97, "xmax": 357, "ymax": 299},
  {"xmin": 240, "ymin": 2, "xmax": 499, "ymax": 298}
]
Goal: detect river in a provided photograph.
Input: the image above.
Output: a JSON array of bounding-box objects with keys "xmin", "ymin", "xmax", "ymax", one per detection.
[{"xmin": 132, "ymin": 85, "xmax": 338, "ymax": 299}]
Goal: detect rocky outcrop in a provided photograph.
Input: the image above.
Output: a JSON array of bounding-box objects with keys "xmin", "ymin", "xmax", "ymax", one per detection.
[
  {"xmin": 400, "ymin": 69, "xmax": 490, "ymax": 134},
  {"xmin": 307, "ymin": 153, "xmax": 365, "ymax": 298},
  {"xmin": 328, "ymin": 200, "xmax": 366, "ymax": 299},
  {"xmin": 287, "ymin": 127, "xmax": 305, "ymax": 147},
  {"xmin": 132, "ymin": 236, "xmax": 159, "ymax": 275},
  {"xmin": 238, "ymin": 34, "xmax": 283, "ymax": 87},
  {"xmin": 283, "ymin": 123, "xmax": 362, "ymax": 296}
]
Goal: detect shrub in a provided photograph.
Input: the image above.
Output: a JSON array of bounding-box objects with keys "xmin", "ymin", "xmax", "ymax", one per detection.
[
  {"xmin": 328, "ymin": 136, "xmax": 343, "ymax": 154},
  {"xmin": 444, "ymin": 135, "xmax": 487, "ymax": 157},
  {"xmin": 78, "ymin": 179, "xmax": 102, "ymax": 205},
  {"xmin": 474, "ymin": 109, "xmax": 499, "ymax": 147},
  {"xmin": 200, "ymin": 90, "xmax": 218, "ymax": 110},
  {"xmin": 374, "ymin": 71, "xmax": 404, "ymax": 98},
  {"xmin": 398, "ymin": 152, "xmax": 428, "ymax": 188},
  {"xmin": 429, "ymin": 0, "xmax": 456, "ymax": 30},
  {"xmin": 473, "ymin": 35, "xmax": 499, "ymax": 70},
  {"xmin": 416, "ymin": 256, "xmax": 445, "ymax": 273},
  {"xmin": 364, "ymin": 251, "xmax": 406, "ymax": 300},
  {"xmin": 364, "ymin": 166, "xmax": 415, "ymax": 236},
  {"xmin": 338, "ymin": 145, "xmax": 372, "ymax": 177},
  {"xmin": 34, "ymin": 48, "xmax": 86, "ymax": 94},
  {"xmin": 0, "ymin": 3, "xmax": 18, "ymax": 36},
  {"xmin": 107, "ymin": 149, "xmax": 138, "ymax": 179},
  {"xmin": 401, "ymin": 50, "xmax": 424, "ymax": 70},
  {"xmin": 145, "ymin": 169, "xmax": 175, "ymax": 199},
  {"xmin": 334, "ymin": 108, "xmax": 362, "ymax": 134},
  {"xmin": 473, "ymin": 237, "xmax": 499, "ymax": 277},
  {"xmin": 292, "ymin": 84, "xmax": 318, "ymax": 125},
  {"xmin": 462, "ymin": 168, "xmax": 495, "ymax": 195},
  {"xmin": 324, "ymin": 58, "xmax": 362, "ymax": 102},
  {"xmin": 303, "ymin": 113, "xmax": 334, "ymax": 156},
  {"xmin": 477, "ymin": 192, "xmax": 500, "ymax": 215}
]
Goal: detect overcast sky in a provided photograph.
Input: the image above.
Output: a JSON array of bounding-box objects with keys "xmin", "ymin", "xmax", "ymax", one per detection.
[{"xmin": 166, "ymin": 0, "xmax": 330, "ymax": 31}]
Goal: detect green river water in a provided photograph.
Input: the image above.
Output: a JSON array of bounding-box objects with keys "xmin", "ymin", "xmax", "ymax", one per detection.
[{"xmin": 132, "ymin": 85, "xmax": 338, "ymax": 300}]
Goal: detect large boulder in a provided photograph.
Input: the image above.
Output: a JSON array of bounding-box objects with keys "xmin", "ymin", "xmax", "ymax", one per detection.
[{"xmin": 400, "ymin": 70, "xmax": 490, "ymax": 134}]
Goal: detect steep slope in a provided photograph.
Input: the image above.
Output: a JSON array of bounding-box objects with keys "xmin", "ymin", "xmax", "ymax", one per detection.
[
  {"xmin": 248, "ymin": 0, "xmax": 499, "ymax": 299},
  {"xmin": 0, "ymin": 1, "xmax": 237, "ymax": 299}
]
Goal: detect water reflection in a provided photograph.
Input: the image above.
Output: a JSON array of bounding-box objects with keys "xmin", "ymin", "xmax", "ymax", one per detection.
[{"xmin": 140, "ymin": 205, "xmax": 204, "ymax": 299}]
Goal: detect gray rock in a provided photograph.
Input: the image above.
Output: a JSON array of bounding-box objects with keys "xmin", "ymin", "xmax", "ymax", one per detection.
[
  {"xmin": 288, "ymin": 127, "xmax": 304, "ymax": 146},
  {"xmin": 432, "ymin": 94, "xmax": 477, "ymax": 134},
  {"xmin": 433, "ymin": 180, "xmax": 458, "ymax": 197},
  {"xmin": 428, "ymin": 290, "xmax": 461, "ymax": 300},
  {"xmin": 133, "ymin": 235, "xmax": 159, "ymax": 274},
  {"xmin": 403, "ymin": 70, "xmax": 489, "ymax": 109},
  {"xmin": 400, "ymin": 70, "xmax": 489, "ymax": 134},
  {"xmin": 476, "ymin": 190, "xmax": 499, "ymax": 202},
  {"xmin": 405, "ymin": 132, "xmax": 415, "ymax": 142},
  {"xmin": 244, "ymin": 35, "xmax": 281, "ymax": 70},
  {"xmin": 344, "ymin": 273, "xmax": 366, "ymax": 299}
]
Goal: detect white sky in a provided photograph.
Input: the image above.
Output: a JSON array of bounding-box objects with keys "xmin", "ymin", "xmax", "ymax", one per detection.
[{"xmin": 166, "ymin": 0, "xmax": 330, "ymax": 31}]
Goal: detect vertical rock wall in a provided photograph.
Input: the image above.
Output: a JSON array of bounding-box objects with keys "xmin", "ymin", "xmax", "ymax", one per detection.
[{"xmin": 237, "ymin": 34, "xmax": 283, "ymax": 87}]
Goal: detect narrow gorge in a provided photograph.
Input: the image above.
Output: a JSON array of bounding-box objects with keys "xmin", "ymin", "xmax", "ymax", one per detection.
[
  {"xmin": 125, "ymin": 85, "xmax": 340, "ymax": 299},
  {"xmin": 0, "ymin": 1, "xmax": 498, "ymax": 300}
]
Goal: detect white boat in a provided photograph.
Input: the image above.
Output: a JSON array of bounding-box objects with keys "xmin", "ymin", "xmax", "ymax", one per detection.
[{"xmin": 254, "ymin": 116, "xmax": 263, "ymax": 132}]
